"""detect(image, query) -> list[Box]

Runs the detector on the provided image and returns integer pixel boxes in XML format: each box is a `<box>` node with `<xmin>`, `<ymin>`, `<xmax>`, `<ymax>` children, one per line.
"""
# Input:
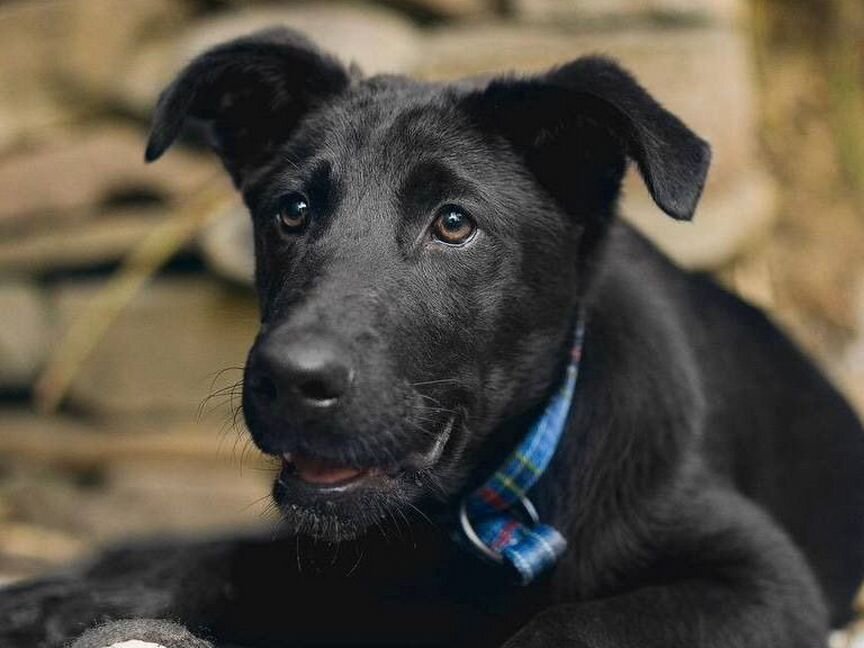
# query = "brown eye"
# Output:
<box><xmin>277</xmin><ymin>193</ymin><xmax>310</xmax><ymax>232</ymax></box>
<box><xmin>432</xmin><ymin>206</ymin><xmax>476</xmax><ymax>245</ymax></box>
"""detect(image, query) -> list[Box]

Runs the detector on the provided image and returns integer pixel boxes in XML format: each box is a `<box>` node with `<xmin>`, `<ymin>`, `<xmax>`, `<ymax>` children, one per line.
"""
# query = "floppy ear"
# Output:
<box><xmin>145</xmin><ymin>28</ymin><xmax>351</xmax><ymax>185</ymax></box>
<box><xmin>463</xmin><ymin>57</ymin><xmax>711</xmax><ymax>222</ymax></box>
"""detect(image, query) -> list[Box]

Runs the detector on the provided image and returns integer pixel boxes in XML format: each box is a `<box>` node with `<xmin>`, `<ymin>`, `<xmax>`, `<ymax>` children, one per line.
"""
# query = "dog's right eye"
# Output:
<box><xmin>431</xmin><ymin>206</ymin><xmax>476</xmax><ymax>246</ymax></box>
<box><xmin>276</xmin><ymin>193</ymin><xmax>310</xmax><ymax>233</ymax></box>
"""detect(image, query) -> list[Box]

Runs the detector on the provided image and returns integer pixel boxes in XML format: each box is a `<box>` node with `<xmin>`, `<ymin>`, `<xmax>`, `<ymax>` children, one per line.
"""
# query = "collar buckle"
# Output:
<box><xmin>458</xmin><ymin>495</ymin><xmax>540</xmax><ymax>565</ymax></box>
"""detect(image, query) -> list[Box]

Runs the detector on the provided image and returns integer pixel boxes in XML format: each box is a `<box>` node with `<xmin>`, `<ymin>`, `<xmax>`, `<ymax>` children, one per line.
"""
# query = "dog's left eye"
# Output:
<box><xmin>431</xmin><ymin>206</ymin><xmax>476</xmax><ymax>246</ymax></box>
<box><xmin>276</xmin><ymin>193</ymin><xmax>310</xmax><ymax>233</ymax></box>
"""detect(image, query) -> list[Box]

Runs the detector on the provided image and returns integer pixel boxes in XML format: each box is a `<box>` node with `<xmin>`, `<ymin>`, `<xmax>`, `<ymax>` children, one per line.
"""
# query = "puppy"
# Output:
<box><xmin>1</xmin><ymin>28</ymin><xmax>863</xmax><ymax>648</ymax></box>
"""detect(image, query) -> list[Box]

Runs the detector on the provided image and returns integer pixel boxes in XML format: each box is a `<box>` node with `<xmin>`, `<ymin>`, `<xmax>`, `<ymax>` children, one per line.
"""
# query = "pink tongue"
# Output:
<box><xmin>291</xmin><ymin>455</ymin><xmax>366</xmax><ymax>485</ymax></box>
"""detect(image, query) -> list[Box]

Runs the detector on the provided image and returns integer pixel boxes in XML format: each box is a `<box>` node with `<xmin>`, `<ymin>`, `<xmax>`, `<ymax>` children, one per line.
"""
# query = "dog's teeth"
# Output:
<box><xmin>282</xmin><ymin>452</ymin><xmax>293</xmax><ymax>463</ymax></box>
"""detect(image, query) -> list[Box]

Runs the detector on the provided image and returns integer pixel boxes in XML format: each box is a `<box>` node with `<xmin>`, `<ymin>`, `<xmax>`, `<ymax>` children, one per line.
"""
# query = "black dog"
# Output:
<box><xmin>2</xmin><ymin>28</ymin><xmax>863</xmax><ymax>648</ymax></box>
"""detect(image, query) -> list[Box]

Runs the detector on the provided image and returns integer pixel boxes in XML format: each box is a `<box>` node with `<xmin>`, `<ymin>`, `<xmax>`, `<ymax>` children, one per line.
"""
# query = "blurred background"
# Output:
<box><xmin>0</xmin><ymin>0</ymin><xmax>862</xmax><ymax>632</ymax></box>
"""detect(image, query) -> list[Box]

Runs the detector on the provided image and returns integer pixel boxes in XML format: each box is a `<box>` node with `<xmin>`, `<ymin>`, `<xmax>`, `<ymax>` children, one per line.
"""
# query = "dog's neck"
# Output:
<box><xmin>456</xmin><ymin>315</ymin><xmax>586</xmax><ymax>583</ymax></box>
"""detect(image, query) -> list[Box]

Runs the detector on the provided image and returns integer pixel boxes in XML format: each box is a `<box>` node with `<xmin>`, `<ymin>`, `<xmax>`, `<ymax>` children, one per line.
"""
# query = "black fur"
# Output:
<box><xmin>1</xmin><ymin>28</ymin><xmax>862</xmax><ymax>648</ymax></box>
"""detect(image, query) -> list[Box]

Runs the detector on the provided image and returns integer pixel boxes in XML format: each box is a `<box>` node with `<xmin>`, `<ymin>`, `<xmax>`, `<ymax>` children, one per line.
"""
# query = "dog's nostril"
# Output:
<box><xmin>297</xmin><ymin>377</ymin><xmax>342</xmax><ymax>404</ymax></box>
<box><xmin>250</xmin><ymin>374</ymin><xmax>278</xmax><ymax>403</ymax></box>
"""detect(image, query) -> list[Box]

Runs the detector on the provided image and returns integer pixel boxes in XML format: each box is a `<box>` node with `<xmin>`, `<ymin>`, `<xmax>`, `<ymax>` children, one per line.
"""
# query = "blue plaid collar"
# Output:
<box><xmin>458</xmin><ymin>318</ymin><xmax>586</xmax><ymax>584</ymax></box>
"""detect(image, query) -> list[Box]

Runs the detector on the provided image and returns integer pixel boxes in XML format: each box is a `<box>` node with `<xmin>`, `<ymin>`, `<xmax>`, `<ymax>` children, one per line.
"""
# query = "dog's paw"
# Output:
<box><xmin>69</xmin><ymin>619</ymin><xmax>213</xmax><ymax>648</ymax></box>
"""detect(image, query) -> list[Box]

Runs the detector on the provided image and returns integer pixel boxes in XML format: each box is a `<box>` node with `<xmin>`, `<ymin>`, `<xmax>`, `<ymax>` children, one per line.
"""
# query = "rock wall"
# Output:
<box><xmin>0</xmin><ymin>1</ymin><xmax>860</xmax><ymax>621</ymax></box>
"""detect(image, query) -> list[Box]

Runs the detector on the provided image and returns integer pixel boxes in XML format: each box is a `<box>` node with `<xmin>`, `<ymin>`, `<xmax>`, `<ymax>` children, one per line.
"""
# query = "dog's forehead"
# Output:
<box><xmin>299</xmin><ymin>80</ymin><xmax>485</xmax><ymax>172</ymax></box>
<box><xmin>245</xmin><ymin>78</ymin><xmax>531</xmax><ymax>224</ymax></box>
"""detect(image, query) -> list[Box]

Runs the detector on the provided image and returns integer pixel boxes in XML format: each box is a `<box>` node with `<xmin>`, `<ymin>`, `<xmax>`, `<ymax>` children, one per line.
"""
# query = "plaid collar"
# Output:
<box><xmin>458</xmin><ymin>318</ymin><xmax>585</xmax><ymax>584</ymax></box>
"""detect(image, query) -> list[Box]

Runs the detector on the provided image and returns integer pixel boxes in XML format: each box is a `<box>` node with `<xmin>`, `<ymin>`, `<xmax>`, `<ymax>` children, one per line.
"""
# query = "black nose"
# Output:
<box><xmin>249</xmin><ymin>330</ymin><xmax>353</xmax><ymax>411</ymax></box>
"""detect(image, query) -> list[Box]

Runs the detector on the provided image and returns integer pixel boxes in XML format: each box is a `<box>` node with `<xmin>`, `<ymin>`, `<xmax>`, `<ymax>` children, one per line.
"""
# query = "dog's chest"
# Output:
<box><xmin>214</xmin><ymin>535</ymin><xmax>552</xmax><ymax>647</ymax></box>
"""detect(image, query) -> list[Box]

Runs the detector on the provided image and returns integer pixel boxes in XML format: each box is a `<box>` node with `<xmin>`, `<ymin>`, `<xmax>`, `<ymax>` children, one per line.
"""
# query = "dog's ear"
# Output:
<box><xmin>462</xmin><ymin>57</ymin><xmax>711</xmax><ymax>221</ymax></box>
<box><xmin>145</xmin><ymin>28</ymin><xmax>351</xmax><ymax>185</ymax></box>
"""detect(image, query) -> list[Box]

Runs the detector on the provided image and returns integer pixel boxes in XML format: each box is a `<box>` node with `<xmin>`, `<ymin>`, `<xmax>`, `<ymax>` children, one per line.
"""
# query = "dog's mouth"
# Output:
<box><xmin>267</xmin><ymin>415</ymin><xmax>458</xmax><ymax>541</ymax></box>
<box><xmin>274</xmin><ymin>416</ymin><xmax>455</xmax><ymax>498</ymax></box>
<box><xmin>281</xmin><ymin>453</ymin><xmax>376</xmax><ymax>488</ymax></box>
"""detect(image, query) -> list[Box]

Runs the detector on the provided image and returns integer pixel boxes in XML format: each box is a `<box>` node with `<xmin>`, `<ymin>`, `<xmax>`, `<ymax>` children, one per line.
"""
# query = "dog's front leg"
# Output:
<box><xmin>502</xmin><ymin>493</ymin><xmax>829</xmax><ymax>648</ymax></box>
<box><xmin>0</xmin><ymin>535</ymin><xmax>242</xmax><ymax>648</ymax></box>
<box><xmin>503</xmin><ymin>581</ymin><xmax>823</xmax><ymax>648</ymax></box>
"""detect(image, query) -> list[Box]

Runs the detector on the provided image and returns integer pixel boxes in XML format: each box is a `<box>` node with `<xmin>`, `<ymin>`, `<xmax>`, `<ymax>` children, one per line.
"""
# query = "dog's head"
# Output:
<box><xmin>147</xmin><ymin>28</ymin><xmax>709</xmax><ymax>541</ymax></box>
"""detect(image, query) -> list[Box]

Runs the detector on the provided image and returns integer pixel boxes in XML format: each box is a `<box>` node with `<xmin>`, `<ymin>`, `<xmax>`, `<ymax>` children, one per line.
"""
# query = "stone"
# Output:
<box><xmin>0</xmin><ymin>126</ymin><xmax>216</xmax><ymax>230</ymax></box>
<box><xmin>0</xmin><ymin>281</ymin><xmax>49</xmax><ymax>387</ymax></box>
<box><xmin>58</xmin><ymin>0</ymin><xmax>191</xmax><ymax>107</ymax></box>
<box><xmin>415</xmin><ymin>24</ymin><xmax>774</xmax><ymax>268</ymax></box>
<box><xmin>624</xmin><ymin>168</ymin><xmax>777</xmax><ymax>268</ymax></box>
<box><xmin>0</xmin><ymin>412</ymin><xmax>271</xmax><ymax>583</ymax></box>
<box><xmin>115</xmin><ymin>37</ymin><xmax>183</xmax><ymax>117</ymax></box>
<box><xmin>118</xmin><ymin>3</ymin><xmax>423</xmax><ymax>117</ymax></box>
<box><xmin>387</xmin><ymin>0</ymin><xmax>495</xmax><ymax>19</ymax></box>
<box><xmin>179</xmin><ymin>4</ymin><xmax>422</xmax><ymax>76</ymax></box>
<box><xmin>51</xmin><ymin>278</ymin><xmax>260</xmax><ymax>415</ymax></box>
<box><xmin>198</xmin><ymin>201</ymin><xmax>256</xmax><ymax>286</ymax></box>
<box><xmin>218</xmin><ymin>0</ymin><xmax>495</xmax><ymax>20</ymax></box>
<box><xmin>0</xmin><ymin>522</ymin><xmax>87</xmax><ymax>566</ymax></box>
<box><xmin>0</xmin><ymin>0</ymin><xmax>191</xmax><ymax>150</ymax></box>
<box><xmin>0</xmin><ymin>1</ymin><xmax>83</xmax><ymax>151</ymax></box>
<box><xmin>0</xmin><ymin>209</ymin><xmax>171</xmax><ymax>274</ymax></box>
<box><xmin>0</xmin><ymin>414</ymin><xmax>236</xmax><ymax>466</ymax></box>
<box><xmin>511</xmin><ymin>0</ymin><xmax>742</xmax><ymax>25</ymax></box>
<box><xmin>0</xmin><ymin>126</ymin><xmax>228</xmax><ymax>274</ymax></box>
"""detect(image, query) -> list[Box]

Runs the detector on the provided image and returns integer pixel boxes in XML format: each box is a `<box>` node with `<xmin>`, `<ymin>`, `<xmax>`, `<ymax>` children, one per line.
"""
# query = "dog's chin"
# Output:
<box><xmin>269</xmin><ymin>418</ymin><xmax>457</xmax><ymax>543</ymax></box>
<box><xmin>272</xmin><ymin>472</ymin><xmax>413</xmax><ymax>542</ymax></box>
